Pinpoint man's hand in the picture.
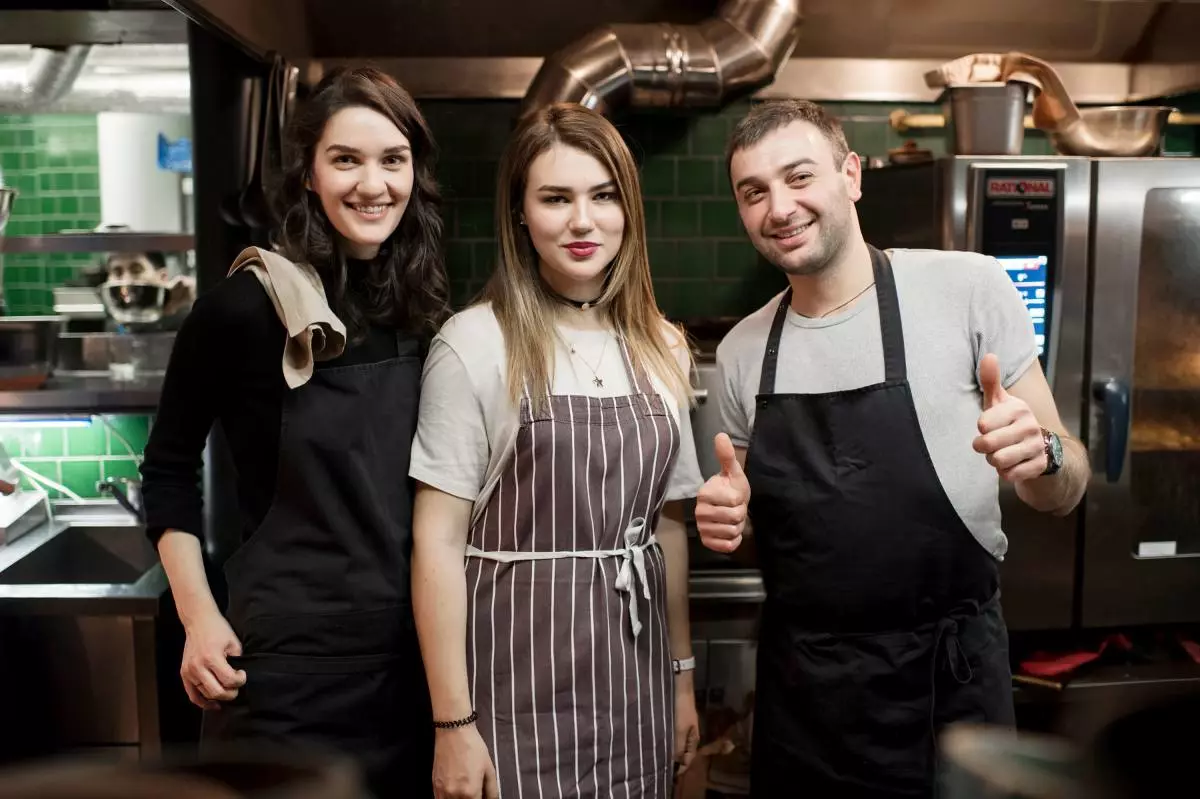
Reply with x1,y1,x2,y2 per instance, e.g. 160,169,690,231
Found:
695,433,750,553
972,353,1048,483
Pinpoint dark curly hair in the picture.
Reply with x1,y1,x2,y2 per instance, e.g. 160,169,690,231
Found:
271,65,449,341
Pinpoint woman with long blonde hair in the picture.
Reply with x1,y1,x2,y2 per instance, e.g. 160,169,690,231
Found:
409,103,703,798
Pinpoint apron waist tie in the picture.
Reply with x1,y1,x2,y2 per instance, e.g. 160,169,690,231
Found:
465,517,657,638
929,616,975,780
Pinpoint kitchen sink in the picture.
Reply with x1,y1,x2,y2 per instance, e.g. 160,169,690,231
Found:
0,525,157,585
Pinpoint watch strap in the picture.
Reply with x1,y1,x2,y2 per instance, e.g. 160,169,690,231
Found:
672,657,696,674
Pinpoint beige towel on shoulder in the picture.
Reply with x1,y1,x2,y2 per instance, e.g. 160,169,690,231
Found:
228,246,347,389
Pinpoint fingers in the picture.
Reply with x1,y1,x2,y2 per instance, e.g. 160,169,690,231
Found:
209,654,248,690
972,422,1030,456
986,437,1046,474
696,477,745,510
701,530,742,553
187,662,239,702
675,727,698,775
714,433,743,480
182,677,219,711
976,402,1023,435
978,353,1008,409
693,501,746,527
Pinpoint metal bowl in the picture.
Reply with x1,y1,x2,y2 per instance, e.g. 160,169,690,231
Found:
0,316,64,390
1049,105,1175,157
99,281,167,325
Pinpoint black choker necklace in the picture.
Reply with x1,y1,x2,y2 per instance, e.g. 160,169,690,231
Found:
548,288,603,311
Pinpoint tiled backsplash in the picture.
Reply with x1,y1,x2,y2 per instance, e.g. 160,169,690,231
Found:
0,415,149,499
423,96,1200,320
0,114,104,316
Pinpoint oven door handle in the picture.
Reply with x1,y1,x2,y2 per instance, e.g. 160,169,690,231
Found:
1093,377,1130,483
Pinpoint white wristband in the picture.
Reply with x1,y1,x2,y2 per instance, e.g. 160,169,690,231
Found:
672,657,696,674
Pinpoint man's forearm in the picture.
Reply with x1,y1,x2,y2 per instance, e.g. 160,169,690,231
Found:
1016,436,1090,516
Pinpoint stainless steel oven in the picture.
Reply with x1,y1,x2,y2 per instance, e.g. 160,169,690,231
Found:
859,155,1200,631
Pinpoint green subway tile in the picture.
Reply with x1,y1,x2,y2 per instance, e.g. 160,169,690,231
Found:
472,241,496,280
105,415,150,454
67,422,106,456
716,240,762,278
640,157,675,197
53,173,74,191
61,460,102,498
17,130,33,147
21,152,36,169
78,173,98,191
20,462,61,498
651,280,680,318
676,280,721,316
676,240,718,279
17,427,66,457
38,173,53,191
81,196,100,215
0,130,15,147
677,159,716,197
6,288,29,307
642,200,661,238
691,116,729,157
39,197,55,214
661,201,698,237
700,200,742,237
446,241,473,278
456,200,493,237
647,240,680,279
16,174,34,194
101,458,141,482
0,152,18,171
60,197,79,215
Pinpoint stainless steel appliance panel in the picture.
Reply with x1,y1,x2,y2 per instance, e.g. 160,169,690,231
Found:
955,156,1092,632
1082,158,1200,628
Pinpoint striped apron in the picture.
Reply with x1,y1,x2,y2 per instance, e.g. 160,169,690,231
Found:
465,338,681,799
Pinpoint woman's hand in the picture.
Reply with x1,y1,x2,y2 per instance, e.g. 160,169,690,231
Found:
674,673,700,777
180,609,246,710
433,725,499,799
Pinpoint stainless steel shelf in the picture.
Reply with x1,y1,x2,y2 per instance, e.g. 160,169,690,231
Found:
0,376,162,414
0,233,195,254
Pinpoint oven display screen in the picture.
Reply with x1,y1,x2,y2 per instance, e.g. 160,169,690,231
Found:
996,255,1048,356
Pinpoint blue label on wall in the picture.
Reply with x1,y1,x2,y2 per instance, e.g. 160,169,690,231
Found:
157,133,192,173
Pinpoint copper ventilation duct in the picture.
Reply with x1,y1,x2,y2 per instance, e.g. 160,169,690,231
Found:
520,0,802,117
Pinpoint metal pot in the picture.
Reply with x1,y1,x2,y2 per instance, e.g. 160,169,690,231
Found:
0,316,63,390
942,81,1030,155
1049,105,1175,157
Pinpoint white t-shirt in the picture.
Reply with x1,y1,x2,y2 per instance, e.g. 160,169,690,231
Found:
409,302,705,524
716,248,1040,560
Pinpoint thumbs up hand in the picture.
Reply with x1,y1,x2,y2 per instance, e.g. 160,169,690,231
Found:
695,433,751,554
972,353,1047,483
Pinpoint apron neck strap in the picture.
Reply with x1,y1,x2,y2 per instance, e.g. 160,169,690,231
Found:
757,244,906,396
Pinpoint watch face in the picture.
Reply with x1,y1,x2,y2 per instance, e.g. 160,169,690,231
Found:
1049,432,1064,467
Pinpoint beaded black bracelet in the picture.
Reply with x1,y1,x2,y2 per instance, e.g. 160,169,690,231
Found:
433,710,479,730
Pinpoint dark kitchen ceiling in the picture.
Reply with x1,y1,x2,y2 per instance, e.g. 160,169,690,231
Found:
159,0,1200,64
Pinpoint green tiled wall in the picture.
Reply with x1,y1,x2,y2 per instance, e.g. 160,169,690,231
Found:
424,95,1200,320
0,415,149,499
0,114,103,315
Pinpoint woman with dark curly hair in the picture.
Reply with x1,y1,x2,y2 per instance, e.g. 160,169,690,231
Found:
140,66,446,796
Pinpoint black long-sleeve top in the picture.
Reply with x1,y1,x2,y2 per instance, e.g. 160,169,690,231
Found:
140,264,398,545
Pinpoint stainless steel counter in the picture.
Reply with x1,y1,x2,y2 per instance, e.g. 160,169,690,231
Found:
0,503,167,616
0,375,163,414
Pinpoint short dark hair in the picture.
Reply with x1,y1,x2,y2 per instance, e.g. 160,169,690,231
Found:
725,99,850,174
272,66,449,341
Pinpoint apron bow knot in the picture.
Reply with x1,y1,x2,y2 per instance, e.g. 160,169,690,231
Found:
614,517,653,638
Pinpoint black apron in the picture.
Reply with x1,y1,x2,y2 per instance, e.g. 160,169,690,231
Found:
746,247,1015,799
202,332,433,799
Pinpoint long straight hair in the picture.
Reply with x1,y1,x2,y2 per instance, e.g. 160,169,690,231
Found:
483,103,692,408
272,66,449,341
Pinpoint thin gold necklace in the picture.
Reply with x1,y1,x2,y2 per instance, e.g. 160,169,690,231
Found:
798,281,875,319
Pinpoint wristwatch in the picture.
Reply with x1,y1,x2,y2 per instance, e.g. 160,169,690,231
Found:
672,657,696,674
1041,428,1063,476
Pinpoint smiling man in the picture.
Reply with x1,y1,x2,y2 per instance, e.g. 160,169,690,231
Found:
692,100,1091,797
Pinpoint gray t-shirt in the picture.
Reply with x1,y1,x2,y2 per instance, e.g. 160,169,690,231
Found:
716,248,1039,559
